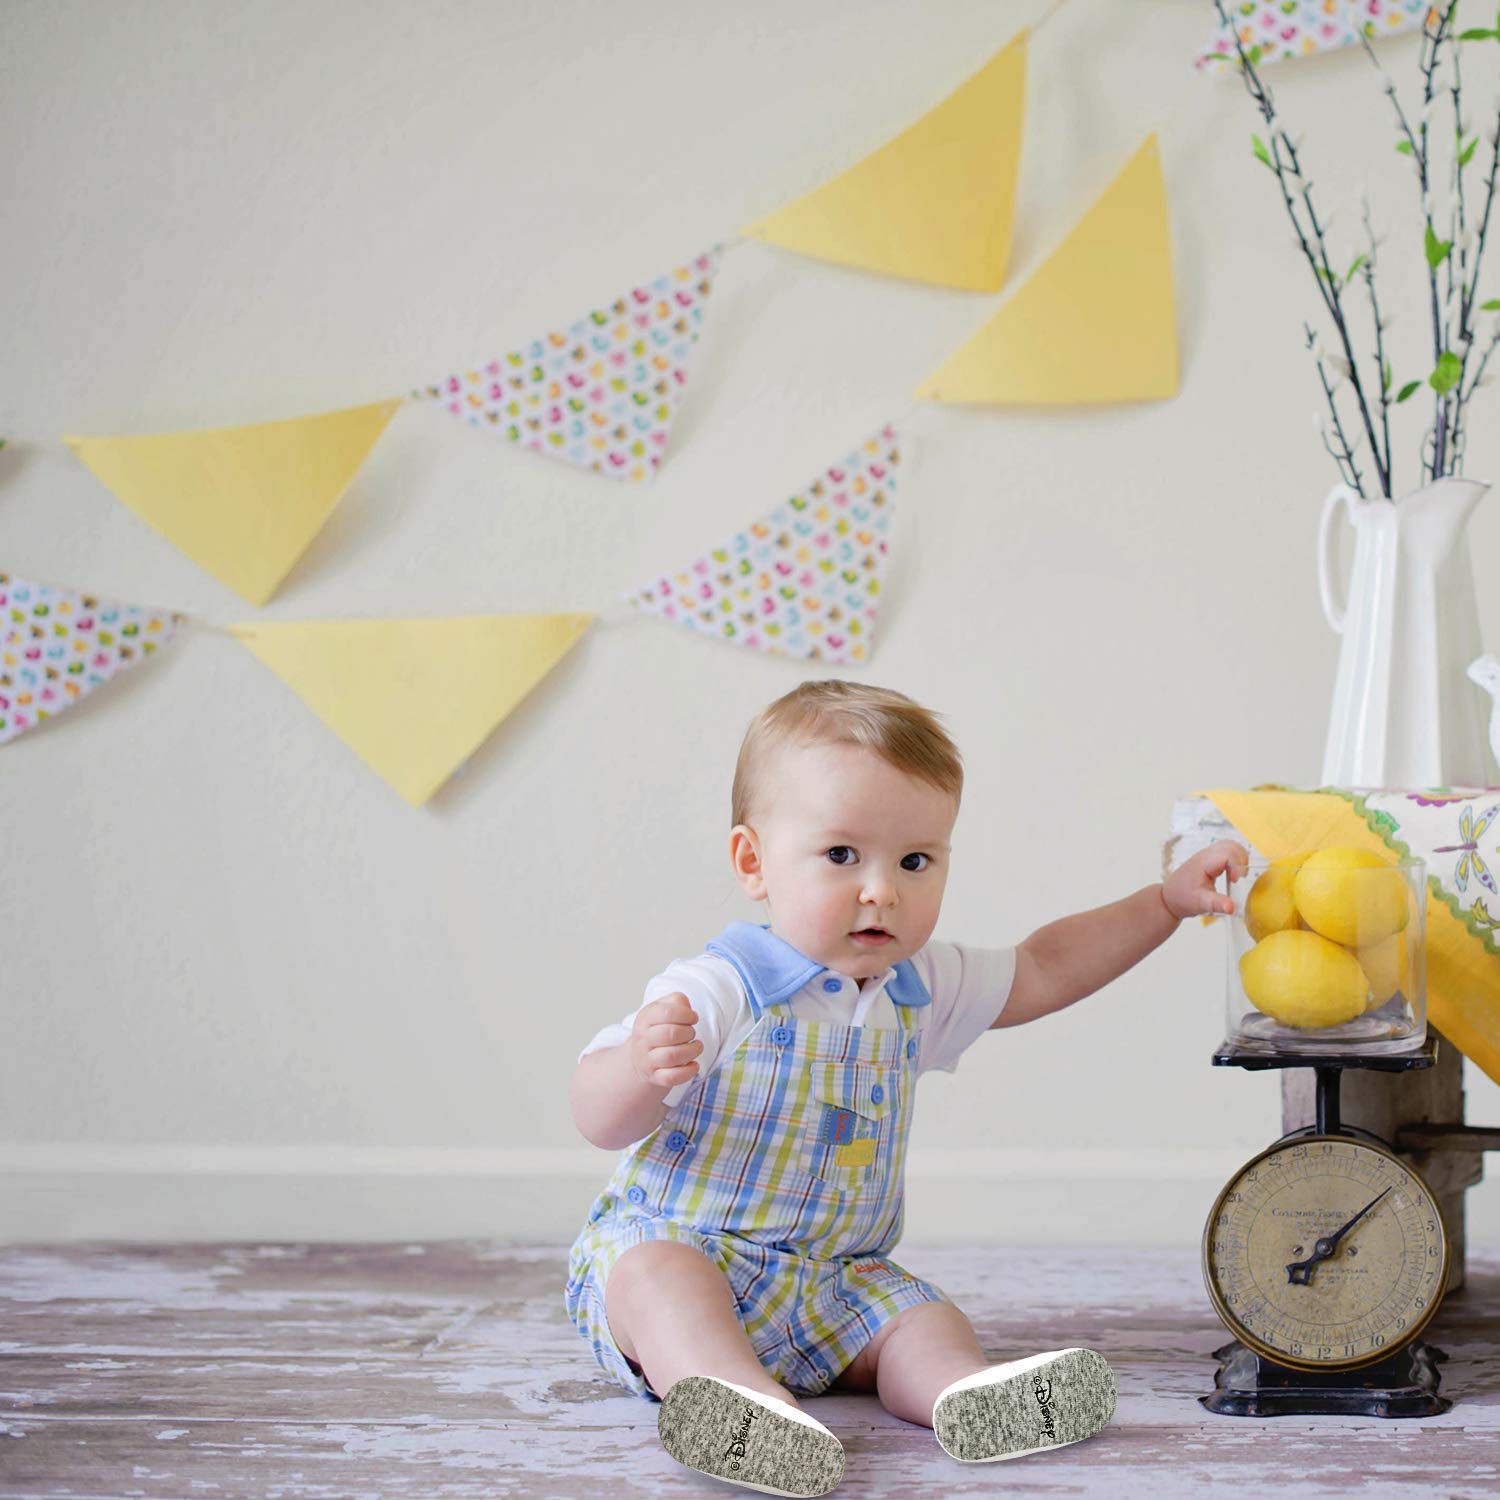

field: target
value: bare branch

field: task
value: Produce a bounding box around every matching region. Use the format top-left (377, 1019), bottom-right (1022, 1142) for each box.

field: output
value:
top-left (1213, 0), bottom-right (1388, 494)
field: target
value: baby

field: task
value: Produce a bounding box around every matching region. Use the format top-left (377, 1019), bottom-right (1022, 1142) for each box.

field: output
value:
top-left (565, 678), bottom-right (1245, 1494)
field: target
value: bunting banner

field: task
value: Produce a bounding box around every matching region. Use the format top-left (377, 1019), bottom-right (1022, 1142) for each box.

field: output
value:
top-left (915, 134), bottom-right (1178, 406)
top-left (5, 426), bottom-right (908, 790)
top-left (743, 32), bottom-right (1027, 291)
top-left (64, 399), bottom-right (404, 608)
top-left (0, 573), bottom-right (178, 745)
top-left (626, 424), bottom-right (899, 665)
top-left (1200, 1), bottom-right (1431, 68)
top-left (410, 249), bottom-right (720, 483)
top-left (228, 612), bottom-right (595, 806)
top-left (15, 19), bottom-right (1194, 802)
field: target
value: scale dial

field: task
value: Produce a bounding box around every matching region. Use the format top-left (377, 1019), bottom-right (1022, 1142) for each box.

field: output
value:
top-left (1203, 1134), bottom-right (1448, 1372)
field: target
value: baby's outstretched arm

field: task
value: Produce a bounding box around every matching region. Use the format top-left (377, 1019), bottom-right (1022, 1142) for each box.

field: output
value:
top-left (995, 840), bottom-right (1249, 1030)
top-left (569, 993), bottom-right (704, 1150)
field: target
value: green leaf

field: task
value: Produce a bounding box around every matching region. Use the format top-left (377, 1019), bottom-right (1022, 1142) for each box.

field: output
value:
top-left (1383, 360), bottom-right (1392, 393)
top-left (1246, 43), bottom-right (1263, 65)
top-left (1461, 136), bottom-right (1480, 166)
top-left (1316, 265), bottom-right (1341, 289)
top-left (1397, 139), bottom-right (1414, 155)
top-left (1397, 380), bottom-right (1423, 403)
top-left (1482, 299), bottom-right (1500, 311)
top-left (1347, 254), bottom-right (1367, 281)
top-left (1426, 222), bottom-right (1454, 268)
top-left (1252, 133), bottom-right (1272, 168)
top-left (1458, 27), bottom-right (1497, 40)
top-left (1431, 351), bottom-right (1464, 395)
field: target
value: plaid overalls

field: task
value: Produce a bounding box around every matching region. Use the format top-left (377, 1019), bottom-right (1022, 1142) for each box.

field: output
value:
top-left (564, 920), bottom-right (952, 1400)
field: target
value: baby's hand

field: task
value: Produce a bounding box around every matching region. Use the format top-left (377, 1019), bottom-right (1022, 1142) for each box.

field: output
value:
top-left (628, 992), bottom-right (704, 1090)
top-left (1163, 839), bottom-right (1251, 919)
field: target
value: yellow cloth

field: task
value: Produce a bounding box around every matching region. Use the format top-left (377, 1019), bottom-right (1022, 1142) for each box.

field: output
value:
top-left (1198, 787), bottom-right (1500, 1085)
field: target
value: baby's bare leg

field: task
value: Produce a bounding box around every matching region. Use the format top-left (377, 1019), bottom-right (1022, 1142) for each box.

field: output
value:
top-left (605, 1239), bottom-right (802, 1410)
top-left (870, 1301), bottom-right (992, 1427)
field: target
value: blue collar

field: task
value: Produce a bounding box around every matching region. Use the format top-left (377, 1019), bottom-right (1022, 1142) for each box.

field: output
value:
top-left (704, 920), bottom-right (931, 1020)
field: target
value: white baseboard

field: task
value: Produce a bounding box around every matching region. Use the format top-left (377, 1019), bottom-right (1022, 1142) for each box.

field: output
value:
top-left (1, 1144), bottom-right (1494, 1246)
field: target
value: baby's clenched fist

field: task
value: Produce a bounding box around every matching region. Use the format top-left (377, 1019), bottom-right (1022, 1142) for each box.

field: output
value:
top-left (629, 992), bottom-right (703, 1090)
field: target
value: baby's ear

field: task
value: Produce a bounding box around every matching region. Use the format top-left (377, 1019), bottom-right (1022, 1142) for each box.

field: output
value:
top-left (728, 824), bottom-right (766, 898)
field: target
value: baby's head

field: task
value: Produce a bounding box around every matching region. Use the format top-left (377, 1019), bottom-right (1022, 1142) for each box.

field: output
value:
top-left (728, 679), bottom-right (963, 978)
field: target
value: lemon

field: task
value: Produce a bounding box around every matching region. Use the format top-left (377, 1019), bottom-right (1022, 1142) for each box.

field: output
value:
top-left (1293, 846), bottom-right (1409, 947)
top-left (1239, 929), bottom-right (1371, 1029)
top-left (1354, 929), bottom-right (1409, 1005)
top-left (1244, 854), bottom-right (1309, 942)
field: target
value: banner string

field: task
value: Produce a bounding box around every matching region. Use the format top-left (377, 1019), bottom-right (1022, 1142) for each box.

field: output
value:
top-left (1033, 0), bottom-right (1073, 36)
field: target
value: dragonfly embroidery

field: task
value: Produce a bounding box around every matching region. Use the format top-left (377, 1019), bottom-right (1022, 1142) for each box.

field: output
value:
top-left (1433, 803), bottom-right (1500, 895)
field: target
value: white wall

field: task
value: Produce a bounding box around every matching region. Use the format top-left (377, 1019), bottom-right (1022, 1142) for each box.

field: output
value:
top-left (3, 0), bottom-right (1500, 1246)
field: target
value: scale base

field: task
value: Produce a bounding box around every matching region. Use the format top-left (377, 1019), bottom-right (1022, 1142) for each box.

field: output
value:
top-left (1199, 1339), bottom-right (1451, 1418)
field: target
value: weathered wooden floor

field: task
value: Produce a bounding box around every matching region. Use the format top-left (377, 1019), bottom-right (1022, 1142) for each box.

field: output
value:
top-left (1, 1241), bottom-right (1497, 1499)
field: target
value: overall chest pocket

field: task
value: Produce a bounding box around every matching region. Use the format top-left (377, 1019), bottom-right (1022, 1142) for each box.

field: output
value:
top-left (800, 1061), bottom-right (894, 1191)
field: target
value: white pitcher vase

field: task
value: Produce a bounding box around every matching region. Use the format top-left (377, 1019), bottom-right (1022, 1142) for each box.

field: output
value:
top-left (1318, 475), bottom-right (1494, 789)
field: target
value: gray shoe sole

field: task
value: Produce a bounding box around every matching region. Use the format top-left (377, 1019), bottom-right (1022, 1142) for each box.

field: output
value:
top-left (657, 1375), bottom-right (845, 1496)
top-left (933, 1348), bottom-right (1117, 1463)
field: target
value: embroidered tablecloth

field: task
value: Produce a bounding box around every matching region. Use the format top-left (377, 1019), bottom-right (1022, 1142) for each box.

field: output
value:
top-left (1166, 785), bottom-right (1500, 1084)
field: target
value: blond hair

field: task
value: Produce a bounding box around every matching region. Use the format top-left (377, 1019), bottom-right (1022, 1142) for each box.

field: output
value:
top-left (731, 679), bottom-right (963, 828)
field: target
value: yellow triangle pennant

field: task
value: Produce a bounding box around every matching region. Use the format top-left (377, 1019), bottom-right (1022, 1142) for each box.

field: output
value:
top-left (742, 30), bottom-right (1027, 291)
top-left (65, 398), bottom-right (405, 607)
top-left (229, 612), bottom-right (594, 805)
top-left (916, 133), bottom-right (1179, 405)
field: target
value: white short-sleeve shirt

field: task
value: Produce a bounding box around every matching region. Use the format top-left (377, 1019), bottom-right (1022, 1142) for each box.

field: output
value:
top-left (577, 936), bottom-right (1017, 1108)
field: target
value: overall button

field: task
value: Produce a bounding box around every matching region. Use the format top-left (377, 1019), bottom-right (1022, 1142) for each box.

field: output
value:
top-left (870, 1083), bottom-right (884, 1104)
top-left (665, 1131), bottom-right (689, 1151)
top-left (822, 977), bottom-right (843, 994)
top-left (625, 1185), bottom-right (647, 1205)
top-left (771, 1025), bottom-right (794, 1046)
top-left (906, 1037), bottom-right (918, 1058)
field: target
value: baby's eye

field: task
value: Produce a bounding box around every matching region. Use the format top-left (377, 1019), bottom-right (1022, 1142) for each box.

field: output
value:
top-left (825, 846), bottom-right (857, 866)
top-left (901, 853), bottom-right (931, 872)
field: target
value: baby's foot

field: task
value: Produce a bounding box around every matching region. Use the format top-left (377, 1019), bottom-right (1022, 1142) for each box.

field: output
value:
top-left (932, 1347), bottom-right (1117, 1463)
top-left (657, 1374), bottom-right (844, 1496)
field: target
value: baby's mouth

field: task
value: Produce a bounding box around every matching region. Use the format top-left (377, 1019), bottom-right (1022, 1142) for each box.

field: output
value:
top-left (850, 926), bottom-right (894, 944)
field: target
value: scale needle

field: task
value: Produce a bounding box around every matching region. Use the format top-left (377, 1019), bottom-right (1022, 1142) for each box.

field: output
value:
top-left (1285, 1187), bottom-right (1392, 1286)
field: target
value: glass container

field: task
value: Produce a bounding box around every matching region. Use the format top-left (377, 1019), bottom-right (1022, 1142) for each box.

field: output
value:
top-left (1224, 852), bottom-right (1426, 1054)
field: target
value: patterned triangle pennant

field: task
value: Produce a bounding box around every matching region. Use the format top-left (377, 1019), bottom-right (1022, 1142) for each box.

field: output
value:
top-left (411, 248), bottom-right (720, 482)
top-left (627, 425), bottom-right (900, 664)
top-left (0, 573), bottom-right (178, 745)
top-left (1200, 1), bottom-right (1430, 68)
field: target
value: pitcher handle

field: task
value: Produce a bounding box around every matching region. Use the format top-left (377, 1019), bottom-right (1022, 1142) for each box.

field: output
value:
top-left (1317, 482), bottom-right (1357, 634)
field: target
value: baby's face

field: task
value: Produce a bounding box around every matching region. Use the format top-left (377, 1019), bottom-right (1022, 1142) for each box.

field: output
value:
top-left (732, 740), bottom-right (958, 979)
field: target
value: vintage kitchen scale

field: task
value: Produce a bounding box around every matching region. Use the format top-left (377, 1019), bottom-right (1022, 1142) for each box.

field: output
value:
top-left (1201, 852), bottom-right (1451, 1416)
top-left (1200, 1039), bottom-right (1451, 1417)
